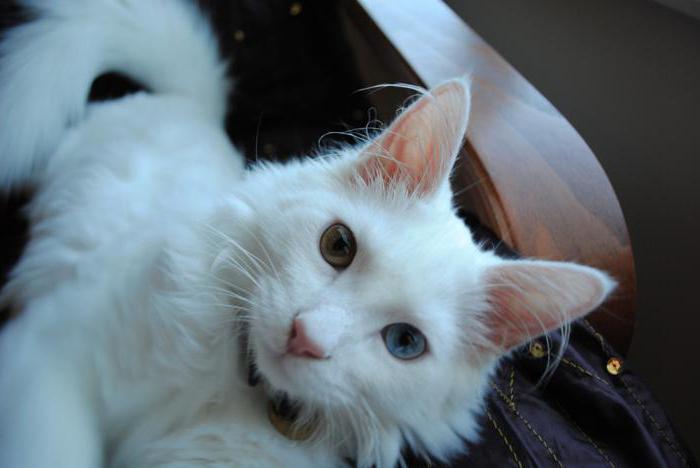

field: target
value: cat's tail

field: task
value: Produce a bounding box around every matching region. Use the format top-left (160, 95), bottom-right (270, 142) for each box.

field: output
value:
top-left (0, 0), bottom-right (229, 190)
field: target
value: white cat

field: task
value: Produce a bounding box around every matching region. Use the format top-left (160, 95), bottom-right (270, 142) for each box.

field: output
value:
top-left (0, 1), bottom-right (615, 467)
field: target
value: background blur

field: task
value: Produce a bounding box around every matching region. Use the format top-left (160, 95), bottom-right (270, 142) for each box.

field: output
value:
top-left (446, 0), bottom-right (700, 458)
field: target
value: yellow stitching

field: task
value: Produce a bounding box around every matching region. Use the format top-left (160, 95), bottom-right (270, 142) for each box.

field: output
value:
top-left (578, 320), bottom-right (687, 465)
top-left (508, 366), bottom-right (516, 410)
top-left (581, 319), bottom-right (607, 351)
top-left (486, 409), bottom-right (523, 468)
top-left (492, 384), bottom-right (564, 468)
top-left (570, 418), bottom-right (615, 468)
top-left (561, 358), bottom-right (610, 386)
top-left (556, 403), bottom-right (615, 468)
top-left (619, 377), bottom-right (689, 466)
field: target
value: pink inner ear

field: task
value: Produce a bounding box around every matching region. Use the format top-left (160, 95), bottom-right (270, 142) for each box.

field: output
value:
top-left (355, 79), bottom-right (470, 196)
top-left (483, 261), bottom-right (614, 351)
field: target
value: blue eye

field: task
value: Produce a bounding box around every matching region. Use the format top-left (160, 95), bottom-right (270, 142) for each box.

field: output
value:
top-left (382, 323), bottom-right (427, 360)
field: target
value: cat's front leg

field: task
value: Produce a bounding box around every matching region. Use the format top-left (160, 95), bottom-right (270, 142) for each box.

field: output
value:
top-left (0, 323), bottom-right (102, 468)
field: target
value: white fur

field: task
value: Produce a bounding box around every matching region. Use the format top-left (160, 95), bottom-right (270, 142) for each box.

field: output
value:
top-left (0, 0), bottom-right (228, 189)
top-left (0, 1), bottom-right (615, 467)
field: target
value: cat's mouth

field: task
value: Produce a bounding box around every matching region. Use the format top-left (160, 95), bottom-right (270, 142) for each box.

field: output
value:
top-left (245, 349), bottom-right (297, 406)
top-left (243, 333), bottom-right (298, 413)
top-left (242, 319), bottom-right (339, 409)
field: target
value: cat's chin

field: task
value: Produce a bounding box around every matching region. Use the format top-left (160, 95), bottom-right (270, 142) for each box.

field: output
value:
top-left (252, 342), bottom-right (347, 408)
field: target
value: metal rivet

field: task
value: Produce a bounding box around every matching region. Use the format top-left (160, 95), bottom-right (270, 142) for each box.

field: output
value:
top-left (606, 357), bottom-right (623, 375)
top-left (234, 30), bottom-right (246, 42)
top-left (289, 2), bottom-right (303, 16)
top-left (529, 341), bottom-right (546, 358)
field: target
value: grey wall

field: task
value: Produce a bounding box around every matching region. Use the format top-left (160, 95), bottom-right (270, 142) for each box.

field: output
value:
top-left (655, 0), bottom-right (700, 19)
top-left (446, 0), bottom-right (700, 457)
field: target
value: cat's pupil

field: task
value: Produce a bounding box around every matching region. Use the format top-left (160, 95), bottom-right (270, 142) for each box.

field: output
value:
top-left (332, 235), bottom-right (348, 254)
top-left (399, 332), bottom-right (414, 348)
top-left (319, 223), bottom-right (356, 269)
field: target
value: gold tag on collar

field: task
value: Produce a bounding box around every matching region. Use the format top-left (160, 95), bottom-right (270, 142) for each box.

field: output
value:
top-left (267, 400), bottom-right (315, 441)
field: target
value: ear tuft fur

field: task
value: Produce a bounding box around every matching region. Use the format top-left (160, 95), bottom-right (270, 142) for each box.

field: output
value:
top-left (353, 78), bottom-right (471, 197)
top-left (481, 259), bottom-right (616, 352)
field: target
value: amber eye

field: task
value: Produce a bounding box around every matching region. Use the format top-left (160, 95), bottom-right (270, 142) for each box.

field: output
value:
top-left (319, 223), bottom-right (356, 269)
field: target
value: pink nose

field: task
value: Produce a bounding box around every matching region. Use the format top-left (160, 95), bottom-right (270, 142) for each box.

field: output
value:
top-left (287, 318), bottom-right (326, 359)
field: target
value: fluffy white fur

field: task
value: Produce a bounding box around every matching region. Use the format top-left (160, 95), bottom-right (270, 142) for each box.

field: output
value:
top-left (0, 1), bottom-right (616, 467)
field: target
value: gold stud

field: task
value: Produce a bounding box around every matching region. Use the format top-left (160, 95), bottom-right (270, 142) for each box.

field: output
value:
top-left (529, 341), bottom-right (546, 358)
top-left (234, 30), bottom-right (245, 43)
top-left (606, 357), bottom-right (623, 375)
top-left (289, 2), bottom-right (303, 16)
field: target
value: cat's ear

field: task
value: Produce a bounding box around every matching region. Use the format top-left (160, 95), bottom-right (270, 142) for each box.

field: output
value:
top-left (480, 259), bottom-right (616, 352)
top-left (354, 78), bottom-right (471, 197)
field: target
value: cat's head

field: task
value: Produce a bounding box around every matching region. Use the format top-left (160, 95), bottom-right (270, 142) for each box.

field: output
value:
top-left (213, 79), bottom-right (615, 467)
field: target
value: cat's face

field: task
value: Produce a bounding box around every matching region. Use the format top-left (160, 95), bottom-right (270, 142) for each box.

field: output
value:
top-left (229, 159), bottom-right (495, 463)
top-left (245, 160), bottom-right (490, 409)
top-left (213, 79), bottom-right (614, 464)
